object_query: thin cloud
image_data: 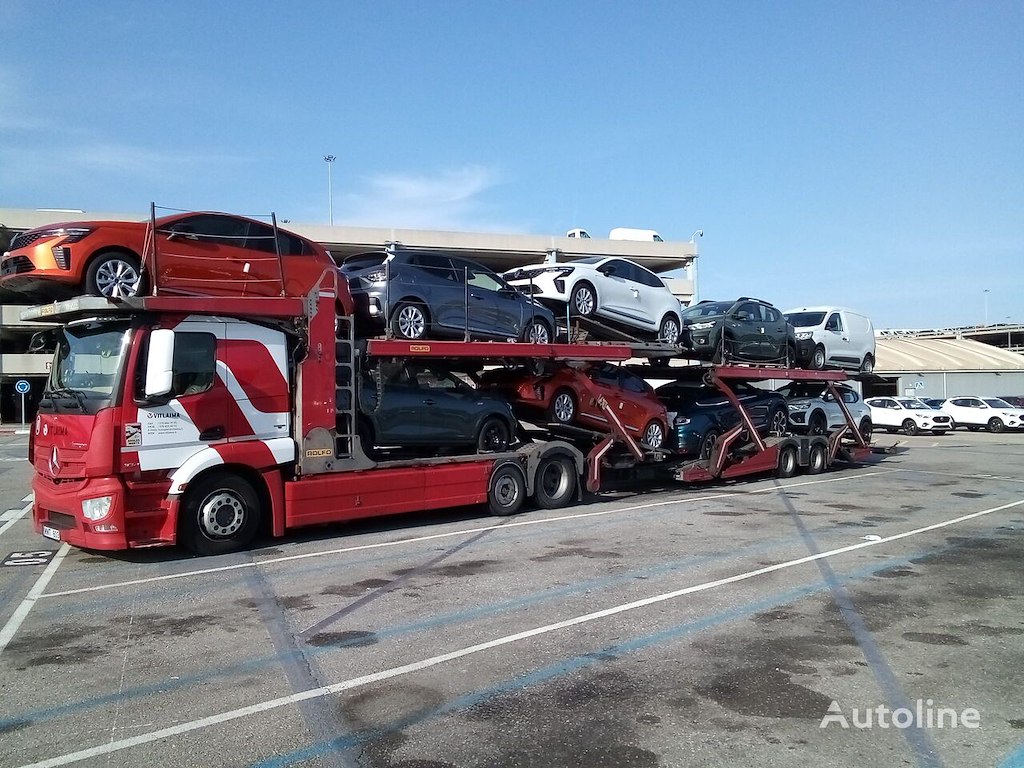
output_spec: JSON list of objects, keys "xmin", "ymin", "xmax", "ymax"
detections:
[{"xmin": 339, "ymin": 166, "xmax": 524, "ymax": 232}]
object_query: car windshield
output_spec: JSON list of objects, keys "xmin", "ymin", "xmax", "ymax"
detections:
[
  {"xmin": 984, "ymin": 398, "xmax": 1013, "ymax": 408},
  {"xmin": 897, "ymin": 399, "xmax": 929, "ymax": 409},
  {"xmin": 785, "ymin": 311, "xmax": 827, "ymax": 327},
  {"xmin": 682, "ymin": 302, "xmax": 733, "ymax": 319}
]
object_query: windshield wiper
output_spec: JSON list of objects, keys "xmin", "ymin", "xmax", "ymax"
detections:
[{"xmin": 45, "ymin": 387, "xmax": 87, "ymax": 411}]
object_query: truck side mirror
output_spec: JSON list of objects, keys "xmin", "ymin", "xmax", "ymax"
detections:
[{"xmin": 145, "ymin": 328, "xmax": 175, "ymax": 399}]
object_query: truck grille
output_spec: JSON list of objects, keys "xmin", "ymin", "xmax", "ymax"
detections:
[{"xmin": 43, "ymin": 510, "xmax": 78, "ymax": 530}]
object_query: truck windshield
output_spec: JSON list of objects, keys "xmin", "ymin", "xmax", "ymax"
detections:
[{"xmin": 41, "ymin": 321, "xmax": 131, "ymax": 415}]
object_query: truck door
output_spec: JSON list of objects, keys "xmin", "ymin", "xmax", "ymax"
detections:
[{"xmin": 126, "ymin": 322, "xmax": 228, "ymax": 473}]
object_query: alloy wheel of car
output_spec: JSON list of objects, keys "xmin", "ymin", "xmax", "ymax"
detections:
[
  {"xmin": 902, "ymin": 419, "xmax": 918, "ymax": 436},
  {"xmin": 808, "ymin": 412, "xmax": 827, "ymax": 436},
  {"xmin": 699, "ymin": 429, "xmax": 720, "ymax": 460},
  {"xmin": 658, "ymin": 315, "xmax": 680, "ymax": 344},
  {"xmin": 524, "ymin": 320, "xmax": 550, "ymax": 344},
  {"xmin": 768, "ymin": 407, "xmax": 788, "ymax": 435},
  {"xmin": 551, "ymin": 390, "xmax": 576, "ymax": 424},
  {"xmin": 90, "ymin": 255, "xmax": 142, "ymax": 298},
  {"xmin": 393, "ymin": 303, "xmax": 427, "ymax": 340},
  {"xmin": 642, "ymin": 420, "xmax": 665, "ymax": 449},
  {"xmin": 860, "ymin": 355, "xmax": 874, "ymax": 374},
  {"xmin": 988, "ymin": 417, "xmax": 1005, "ymax": 433},
  {"xmin": 859, "ymin": 418, "xmax": 873, "ymax": 442},
  {"xmin": 811, "ymin": 345, "xmax": 827, "ymax": 370},
  {"xmin": 570, "ymin": 283, "xmax": 597, "ymax": 317},
  {"xmin": 477, "ymin": 417, "xmax": 510, "ymax": 452}
]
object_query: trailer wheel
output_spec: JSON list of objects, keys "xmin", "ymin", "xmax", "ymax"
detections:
[
  {"xmin": 902, "ymin": 419, "xmax": 919, "ymax": 436},
  {"xmin": 180, "ymin": 473, "xmax": 261, "ymax": 556},
  {"xmin": 533, "ymin": 455, "xmax": 577, "ymax": 509},
  {"xmin": 489, "ymin": 463, "xmax": 526, "ymax": 516},
  {"xmin": 807, "ymin": 443, "xmax": 827, "ymax": 475},
  {"xmin": 391, "ymin": 302, "xmax": 429, "ymax": 340},
  {"xmin": 988, "ymin": 417, "xmax": 1006, "ymax": 433},
  {"xmin": 777, "ymin": 445, "xmax": 799, "ymax": 478},
  {"xmin": 477, "ymin": 417, "xmax": 511, "ymax": 453},
  {"xmin": 549, "ymin": 388, "xmax": 577, "ymax": 424}
]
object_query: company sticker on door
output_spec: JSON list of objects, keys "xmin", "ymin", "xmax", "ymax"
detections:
[{"xmin": 125, "ymin": 423, "xmax": 142, "ymax": 447}]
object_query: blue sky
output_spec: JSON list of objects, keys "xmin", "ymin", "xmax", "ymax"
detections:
[{"xmin": 1, "ymin": 1, "xmax": 1021, "ymax": 329}]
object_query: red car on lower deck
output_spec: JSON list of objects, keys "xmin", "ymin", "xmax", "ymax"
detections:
[{"xmin": 480, "ymin": 362, "xmax": 670, "ymax": 449}]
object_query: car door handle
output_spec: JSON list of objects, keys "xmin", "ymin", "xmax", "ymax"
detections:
[
  {"xmin": 472, "ymin": 295, "xmax": 485, "ymax": 301},
  {"xmin": 422, "ymin": 398, "xmax": 435, "ymax": 406},
  {"xmin": 199, "ymin": 426, "xmax": 225, "ymax": 441}
]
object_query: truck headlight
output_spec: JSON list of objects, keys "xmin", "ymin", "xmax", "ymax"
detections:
[{"xmin": 82, "ymin": 496, "xmax": 113, "ymax": 521}]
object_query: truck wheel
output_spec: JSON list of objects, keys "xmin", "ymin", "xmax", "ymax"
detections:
[
  {"xmin": 808, "ymin": 412, "xmax": 828, "ymax": 436},
  {"xmin": 549, "ymin": 389, "xmax": 577, "ymax": 424},
  {"xmin": 902, "ymin": 419, "xmax": 919, "ymax": 436},
  {"xmin": 391, "ymin": 302, "xmax": 428, "ymax": 340},
  {"xmin": 810, "ymin": 345, "xmax": 827, "ymax": 370},
  {"xmin": 521, "ymin": 318, "xmax": 552, "ymax": 344},
  {"xmin": 569, "ymin": 282, "xmax": 597, "ymax": 317},
  {"xmin": 477, "ymin": 417, "xmax": 511, "ymax": 453},
  {"xmin": 85, "ymin": 252, "xmax": 144, "ymax": 298},
  {"xmin": 807, "ymin": 443, "xmax": 827, "ymax": 475},
  {"xmin": 533, "ymin": 455, "xmax": 577, "ymax": 509},
  {"xmin": 180, "ymin": 473, "xmax": 261, "ymax": 556},
  {"xmin": 777, "ymin": 445, "xmax": 798, "ymax": 478},
  {"xmin": 657, "ymin": 314, "xmax": 680, "ymax": 344},
  {"xmin": 988, "ymin": 417, "xmax": 1006, "ymax": 433},
  {"xmin": 489, "ymin": 463, "xmax": 526, "ymax": 516}
]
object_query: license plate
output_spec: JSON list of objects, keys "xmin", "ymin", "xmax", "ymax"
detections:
[{"xmin": 42, "ymin": 525, "xmax": 60, "ymax": 541}]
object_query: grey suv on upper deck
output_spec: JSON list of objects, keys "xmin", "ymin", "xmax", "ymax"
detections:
[{"xmin": 341, "ymin": 249, "xmax": 557, "ymax": 343}]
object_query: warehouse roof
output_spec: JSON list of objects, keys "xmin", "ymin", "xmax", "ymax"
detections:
[{"xmin": 876, "ymin": 338, "xmax": 1024, "ymax": 373}]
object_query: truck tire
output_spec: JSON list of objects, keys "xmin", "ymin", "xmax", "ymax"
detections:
[
  {"xmin": 391, "ymin": 302, "xmax": 428, "ymax": 340},
  {"xmin": 777, "ymin": 445, "xmax": 798, "ymax": 478},
  {"xmin": 180, "ymin": 473, "xmax": 261, "ymax": 556},
  {"xmin": 489, "ymin": 463, "xmax": 526, "ymax": 516},
  {"xmin": 477, "ymin": 417, "xmax": 511, "ymax": 453},
  {"xmin": 807, "ymin": 443, "xmax": 827, "ymax": 475},
  {"xmin": 533, "ymin": 455, "xmax": 577, "ymax": 509}
]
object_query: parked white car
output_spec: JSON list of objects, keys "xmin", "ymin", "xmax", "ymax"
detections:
[
  {"xmin": 864, "ymin": 397, "xmax": 954, "ymax": 435},
  {"xmin": 775, "ymin": 382, "xmax": 872, "ymax": 438},
  {"xmin": 504, "ymin": 256, "xmax": 682, "ymax": 342},
  {"xmin": 939, "ymin": 396, "xmax": 1023, "ymax": 433}
]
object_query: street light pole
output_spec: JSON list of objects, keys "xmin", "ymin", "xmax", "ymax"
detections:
[
  {"xmin": 984, "ymin": 288, "xmax": 989, "ymax": 326},
  {"xmin": 323, "ymin": 155, "xmax": 336, "ymax": 225}
]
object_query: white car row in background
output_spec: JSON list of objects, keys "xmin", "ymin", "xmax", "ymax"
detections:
[
  {"xmin": 865, "ymin": 397, "xmax": 954, "ymax": 435},
  {"xmin": 937, "ymin": 396, "xmax": 1023, "ymax": 433}
]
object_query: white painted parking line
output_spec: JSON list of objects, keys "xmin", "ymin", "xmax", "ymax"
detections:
[
  {"xmin": 16, "ymin": 496, "xmax": 1024, "ymax": 768},
  {"xmin": 0, "ymin": 500, "xmax": 32, "ymax": 537},
  {"xmin": 23, "ymin": 493, "xmax": 34, "ymax": 503},
  {"xmin": 40, "ymin": 469, "xmax": 897, "ymax": 600},
  {"xmin": 0, "ymin": 543, "xmax": 70, "ymax": 657}
]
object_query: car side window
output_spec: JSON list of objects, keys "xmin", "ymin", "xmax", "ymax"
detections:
[
  {"xmin": 167, "ymin": 214, "xmax": 250, "ymax": 248},
  {"xmin": 243, "ymin": 221, "xmax": 277, "ymax": 253},
  {"xmin": 735, "ymin": 302, "xmax": 759, "ymax": 321},
  {"xmin": 765, "ymin": 306, "xmax": 782, "ymax": 323},
  {"xmin": 413, "ymin": 254, "xmax": 457, "ymax": 282},
  {"xmin": 825, "ymin": 313, "xmax": 843, "ymax": 332},
  {"xmin": 465, "ymin": 264, "xmax": 504, "ymax": 293},
  {"xmin": 619, "ymin": 370, "xmax": 647, "ymax": 394}
]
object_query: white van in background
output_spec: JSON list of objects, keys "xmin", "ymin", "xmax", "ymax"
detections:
[
  {"xmin": 609, "ymin": 227, "xmax": 663, "ymax": 242},
  {"xmin": 784, "ymin": 306, "xmax": 877, "ymax": 373},
  {"xmin": 565, "ymin": 228, "xmax": 591, "ymax": 239}
]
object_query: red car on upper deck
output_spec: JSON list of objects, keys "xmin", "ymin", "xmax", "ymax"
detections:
[
  {"xmin": 1, "ymin": 211, "xmax": 353, "ymax": 311},
  {"xmin": 480, "ymin": 361, "xmax": 670, "ymax": 448}
]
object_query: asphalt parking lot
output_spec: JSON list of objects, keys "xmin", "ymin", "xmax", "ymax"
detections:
[{"xmin": 0, "ymin": 430, "xmax": 1022, "ymax": 768}]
